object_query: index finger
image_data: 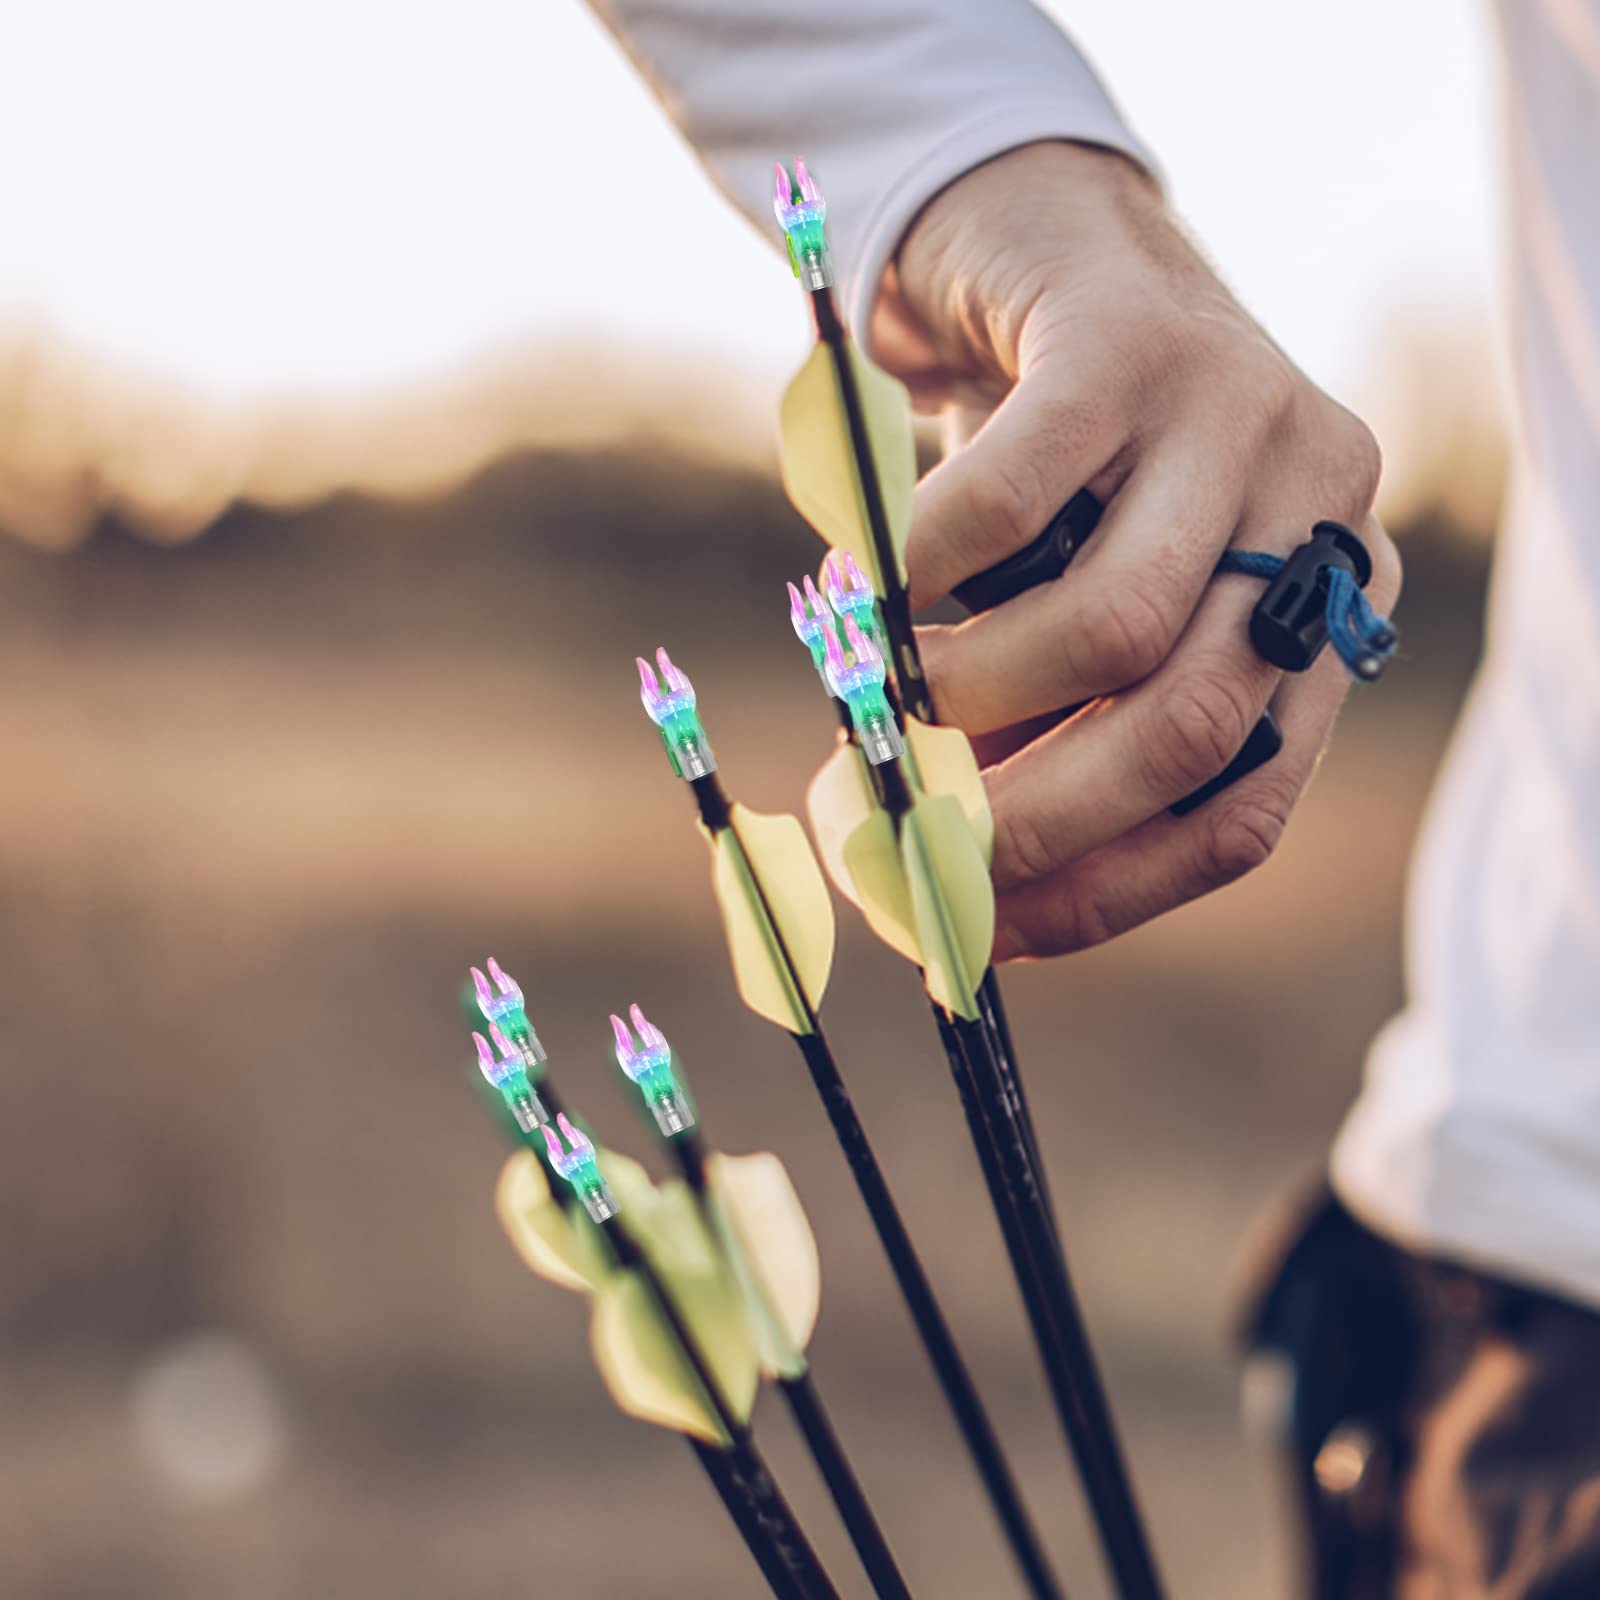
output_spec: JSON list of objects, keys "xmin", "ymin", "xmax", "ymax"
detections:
[{"xmin": 905, "ymin": 364, "xmax": 1125, "ymax": 610}]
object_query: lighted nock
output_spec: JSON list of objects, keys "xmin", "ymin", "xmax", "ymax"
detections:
[
  {"xmin": 471, "ymin": 958, "xmax": 546, "ymax": 1067},
  {"xmin": 473, "ymin": 1026, "xmax": 550, "ymax": 1132},
  {"xmin": 787, "ymin": 575, "xmax": 835, "ymax": 694},
  {"xmin": 772, "ymin": 159, "xmax": 832, "ymax": 292},
  {"xmin": 822, "ymin": 616, "xmax": 904, "ymax": 765},
  {"xmin": 542, "ymin": 1113, "xmax": 620, "ymax": 1223},
  {"xmin": 611, "ymin": 1004, "xmax": 695, "ymax": 1137},
  {"xmin": 639, "ymin": 647, "xmax": 716, "ymax": 780}
]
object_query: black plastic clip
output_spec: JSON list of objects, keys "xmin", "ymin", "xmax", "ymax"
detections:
[
  {"xmin": 1249, "ymin": 520, "xmax": 1373, "ymax": 672},
  {"xmin": 954, "ymin": 490, "xmax": 1283, "ymax": 814}
]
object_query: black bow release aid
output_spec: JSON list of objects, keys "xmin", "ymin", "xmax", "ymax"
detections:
[
  {"xmin": 952, "ymin": 489, "xmax": 1284, "ymax": 817},
  {"xmin": 1249, "ymin": 519, "xmax": 1373, "ymax": 671}
]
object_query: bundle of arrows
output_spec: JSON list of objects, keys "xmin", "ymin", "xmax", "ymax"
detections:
[{"xmin": 452, "ymin": 157, "xmax": 1397, "ymax": 1600}]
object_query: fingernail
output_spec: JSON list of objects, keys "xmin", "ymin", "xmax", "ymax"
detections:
[{"xmin": 995, "ymin": 922, "xmax": 1031, "ymax": 962}]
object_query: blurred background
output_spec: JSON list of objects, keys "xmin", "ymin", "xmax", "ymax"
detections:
[{"xmin": 0, "ymin": 2, "xmax": 1506, "ymax": 1596}]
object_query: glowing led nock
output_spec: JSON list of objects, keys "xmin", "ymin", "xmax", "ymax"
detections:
[
  {"xmin": 787, "ymin": 575, "xmax": 835, "ymax": 694},
  {"xmin": 638, "ymin": 647, "xmax": 716, "ymax": 781},
  {"xmin": 542, "ymin": 1113, "xmax": 619, "ymax": 1223},
  {"xmin": 773, "ymin": 159, "xmax": 833, "ymax": 292},
  {"xmin": 471, "ymin": 958, "xmax": 547, "ymax": 1068},
  {"xmin": 824, "ymin": 616, "xmax": 905, "ymax": 765},
  {"xmin": 611, "ymin": 1004, "xmax": 694, "ymax": 1137},
  {"xmin": 823, "ymin": 553, "xmax": 881, "ymax": 647},
  {"xmin": 473, "ymin": 1025, "xmax": 550, "ymax": 1133}
]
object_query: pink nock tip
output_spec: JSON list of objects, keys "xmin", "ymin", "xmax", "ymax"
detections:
[
  {"xmin": 843, "ymin": 552, "xmax": 869, "ymax": 592},
  {"xmin": 470, "ymin": 966, "xmax": 494, "ymax": 1010},
  {"xmin": 472, "ymin": 1032, "xmax": 497, "ymax": 1081},
  {"xmin": 803, "ymin": 573, "xmax": 826, "ymax": 617},
  {"xmin": 773, "ymin": 162, "xmax": 792, "ymax": 209},
  {"xmin": 610, "ymin": 1012, "xmax": 635, "ymax": 1062},
  {"xmin": 558, "ymin": 1113, "xmax": 593, "ymax": 1158},
  {"xmin": 823, "ymin": 554, "xmax": 842, "ymax": 603},
  {"xmin": 787, "ymin": 580, "xmax": 806, "ymax": 624},
  {"xmin": 821, "ymin": 618, "xmax": 846, "ymax": 674},
  {"xmin": 656, "ymin": 647, "xmax": 690, "ymax": 695},
  {"xmin": 795, "ymin": 159, "xmax": 821, "ymax": 206},
  {"xmin": 630, "ymin": 1003, "xmax": 666, "ymax": 1051},
  {"xmin": 488, "ymin": 1021, "xmax": 516, "ymax": 1061},
  {"xmin": 541, "ymin": 1122, "xmax": 566, "ymax": 1165},
  {"xmin": 845, "ymin": 615, "xmax": 880, "ymax": 665},
  {"xmin": 637, "ymin": 655, "xmax": 660, "ymax": 694},
  {"xmin": 486, "ymin": 957, "xmax": 518, "ymax": 997}
]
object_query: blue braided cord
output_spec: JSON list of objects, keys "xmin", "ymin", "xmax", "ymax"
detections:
[
  {"xmin": 1214, "ymin": 549, "xmax": 1284, "ymax": 581},
  {"xmin": 1214, "ymin": 548, "xmax": 1398, "ymax": 681},
  {"xmin": 1323, "ymin": 564, "xmax": 1398, "ymax": 681}
]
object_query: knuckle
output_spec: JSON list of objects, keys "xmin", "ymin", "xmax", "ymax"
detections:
[
  {"xmin": 993, "ymin": 803, "xmax": 1063, "ymax": 887},
  {"xmin": 963, "ymin": 454, "xmax": 1044, "ymax": 565},
  {"xmin": 1063, "ymin": 579, "xmax": 1175, "ymax": 689},
  {"xmin": 1200, "ymin": 783, "xmax": 1296, "ymax": 885},
  {"xmin": 1340, "ymin": 415, "xmax": 1384, "ymax": 509},
  {"xmin": 1040, "ymin": 887, "xmax": 1120, "ymax": 954},
  {"xmin": 1140, "ymin": 665, "xmax": 1256, "ymax": 796}
]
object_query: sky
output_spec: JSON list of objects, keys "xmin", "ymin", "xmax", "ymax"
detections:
[{"xmin": 0, "ymin": 1, "xmax": 1499, "ymax": 417}]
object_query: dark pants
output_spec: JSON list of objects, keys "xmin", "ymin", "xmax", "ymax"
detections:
[{"xmin": 1238, "ymin": 1188, "xmax": 1600, "ymax": 1598}]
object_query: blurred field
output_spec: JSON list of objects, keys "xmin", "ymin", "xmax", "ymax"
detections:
[{"xmin": 0, "ymin": 438, "xmax": 1489, "ymax": 1599}]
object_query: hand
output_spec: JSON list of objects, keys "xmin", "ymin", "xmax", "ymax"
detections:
[{"xmin": 872, "ymin": 140, "xmax": 1401, "ymax": 958}]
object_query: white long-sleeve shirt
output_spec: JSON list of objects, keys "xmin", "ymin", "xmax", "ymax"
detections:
[
  {"xmin": 1331, "ymin": 1, "xmax": 1600, "ymax": 1310},
  {"xmin": 594, "ymin": 0, "xmax": 1600, "ymax": 1308}
]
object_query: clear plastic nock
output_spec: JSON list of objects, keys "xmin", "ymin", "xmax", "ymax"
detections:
[
  {"xmin": 471, "ymin": 958, "xmax": 547, "ymax": 1067},
  {"xmin": 611, "ymin": 1004, "xmax": 695, "ymax": 1137},
  {"xmin": 772, "ymin": 159, "xmax": 833, "ymax": 292},
  {"xmin": 824, "ymin": 616, "xmax": 905, "ymax": 765},
  {"xmin": 473, "ymin": 1027, "xmax": 550, "ymax": 1132},
  {"xmin": 542, "ymin": 1113, "xmax": 620, "ymax": 1223},
  {"xmin": 638, "ymin": 647, "xmax": 716, "ymax": 780},
  {"xmin": 787, "ymin": 574, "xmax": 835, "ymax": 694}
]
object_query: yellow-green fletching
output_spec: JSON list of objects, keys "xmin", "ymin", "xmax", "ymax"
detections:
[
  {"xmin": 904, "ymin": 717, "xmax": 994, "ymax": 867},
  {"xmin": 841, "ymin": 801, "xmax": 923, "ymax": 966},
  {"xmin": 703, "ymin": 804, "xmax": 835, "ymax": 1035},
  {"xmin": 497, "ymin": 1145, "xmax": 639, "ymax": 1293},
  {"xmin": 494, "ymin": 1150, "xmax": 761, "ymax": 1445},
  {"xmin": 901, "ymin": 792, "xmax": 995, "ymax": 1021},
  {"xmin": 706, "ymin": 1151, "xmax": 822, "ymax": 1379},
  {"xmin": 778, "ymin": 340, "xmax": 916, "ymax": 594},
  {"xmin": 805, "ymin": 721, "xmax": 996, "ymax": 1019}
]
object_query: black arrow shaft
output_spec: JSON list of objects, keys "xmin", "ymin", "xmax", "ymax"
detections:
[
  {"xmin": 603, "ymin": 1217, "xmax": 843, "ymax": 1600},
  {"xmin": 936, "ymin": 1007, "xmax": 1163, "ymax": 1600},
  {"xmin": 525, "ymin": 1084, "xmax": 838, "ymax": 1600},
  {"xmin": 691, "ymin": 1438, "xmax": 810, "ymax": 1600},
  {"xmin": 810, "ymin": 286, "xmax": 932, "ymax": 724},
  {"xmin": 802, "ymin": 288, "xmax": 1160, "ymax": 1595},
  {"xmin": 686, "ymin": 771, "xmax": 1064, "ymax": 1600},
  {"xmin": 669, "ymin": 1135, "xmax": 914, "ymax": 1600}
]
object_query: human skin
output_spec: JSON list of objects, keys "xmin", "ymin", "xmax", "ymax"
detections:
[{"xmin": 869, "ymin": 140, "xmax": 1402, "ymax": 958}]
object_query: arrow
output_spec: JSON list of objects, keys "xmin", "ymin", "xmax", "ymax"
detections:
[
  {"xmin": 774, "ymin": 160, "xmax": 1164, "ymax": 1600},
  {"xmin": 637, "ymin": 649, "xmax": 1065, "ymax": 1600},
  {"xmin": 468, "ymin": 983, "xmax": 840, "ymax": 1600},
  {"xmin": 612, "ymin": 1003, "xmax": 913, "ymax": 1600}
]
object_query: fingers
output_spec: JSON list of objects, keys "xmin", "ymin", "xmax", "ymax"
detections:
[
  {"xmin": 920, "ymin": 449, "xmax": 1246, "ymax": 732},
  {"xmin": 987, "ymin": 509, "xmax": 1401, "ymax": 957},
  {"xmin": 904, "ymin": 363, "xmax": 1126, "ymax": 610},
  {"xmin": 984, "ymin": 565, "xmax": 1285, "ymax": 889},
  {"xmin": 991, "ymin": 653, "xmax": 1351, "ymax": 959}
]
